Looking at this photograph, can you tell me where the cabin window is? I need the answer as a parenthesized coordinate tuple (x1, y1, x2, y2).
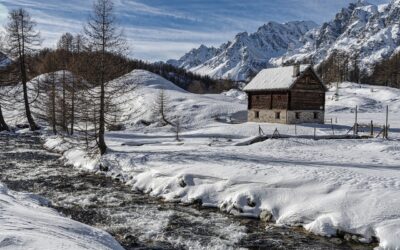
(255, 111, 259, 119)
(275, 112, 281, 119)
(313, 112, 319, 119)
(295, 112, 301, 119)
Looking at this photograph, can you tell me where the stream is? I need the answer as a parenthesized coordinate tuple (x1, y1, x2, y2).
(0, 133, 375, 249)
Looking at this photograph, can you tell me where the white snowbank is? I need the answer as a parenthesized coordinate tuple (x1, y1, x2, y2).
(0, 183, 123, 250)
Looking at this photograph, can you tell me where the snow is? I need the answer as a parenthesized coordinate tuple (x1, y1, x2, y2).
(0, 182, 123, 250)
(221, 89, 247, 101)
(5, 69, 400, 248)
(243, 65, 310, 91)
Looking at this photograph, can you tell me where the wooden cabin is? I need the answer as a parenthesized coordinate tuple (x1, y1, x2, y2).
(243, 65, 327, 124)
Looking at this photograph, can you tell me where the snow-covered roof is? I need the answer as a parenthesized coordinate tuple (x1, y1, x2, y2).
(244, 65, 310, 91)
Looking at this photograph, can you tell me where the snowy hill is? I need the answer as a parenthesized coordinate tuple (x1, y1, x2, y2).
(275, 0, 400, 73)
(116, 70, 246, 128)
(326, 82, 400, 114)
(167, 21, 317, 81)
(0, 70, 80, 127)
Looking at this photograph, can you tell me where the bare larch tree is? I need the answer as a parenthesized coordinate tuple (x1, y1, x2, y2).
(5, 9, 41, 131)
(153, 88, 173, 126)
(84, 0, 127, 155)
(0, 36, 10, 131)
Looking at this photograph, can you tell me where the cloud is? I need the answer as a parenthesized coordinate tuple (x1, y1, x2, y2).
(0, 0, 391, 61)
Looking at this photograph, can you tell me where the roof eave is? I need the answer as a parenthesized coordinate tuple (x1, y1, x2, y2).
(244, 88, 290, 92)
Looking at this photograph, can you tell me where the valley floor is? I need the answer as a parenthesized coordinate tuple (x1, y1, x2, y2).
(50, 113, 400, 249)
(4, 70, 400, 249)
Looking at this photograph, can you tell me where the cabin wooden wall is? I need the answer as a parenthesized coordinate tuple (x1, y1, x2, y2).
(290, 69, 325, 111)
(249, 92, 289, 110)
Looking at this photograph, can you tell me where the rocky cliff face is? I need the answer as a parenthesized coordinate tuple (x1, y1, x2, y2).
(277, 0, 400, 74)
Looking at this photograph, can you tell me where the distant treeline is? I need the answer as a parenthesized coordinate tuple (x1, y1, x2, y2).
(313, 50, 400, 89)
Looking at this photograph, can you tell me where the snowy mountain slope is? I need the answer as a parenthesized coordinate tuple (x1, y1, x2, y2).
(115, 70, 246, 128)
(0, 70, 80, 127)
(1, 69, 245, 129)
(167, 21, 317, 81)
(326, 82, 400, 114)
(0, 182, 123, 250)
(275, 0, 400, 73)
(167, 45, 221, 70)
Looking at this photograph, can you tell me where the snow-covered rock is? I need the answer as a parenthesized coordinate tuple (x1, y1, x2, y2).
(0, 182, 123, 250)
(221, 89, 247, 101)
(168, 21, 317, 81)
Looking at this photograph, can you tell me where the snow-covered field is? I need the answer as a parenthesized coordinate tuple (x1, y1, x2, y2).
(0, 182, 123, 250)
(5, 70, 400, 249)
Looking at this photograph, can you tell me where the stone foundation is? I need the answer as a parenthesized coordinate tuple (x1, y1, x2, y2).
(248, 109, 324, 124)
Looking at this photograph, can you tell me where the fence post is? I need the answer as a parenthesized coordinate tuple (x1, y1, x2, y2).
(354, 106, 358, 136)
(370, 120, 374, 137)
(295, 124, 297, 136)
(385, 106, 389, 139)
(259, 125, 264, 136)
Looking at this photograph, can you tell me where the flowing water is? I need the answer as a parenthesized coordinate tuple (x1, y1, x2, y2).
(0, 133, 375, 250)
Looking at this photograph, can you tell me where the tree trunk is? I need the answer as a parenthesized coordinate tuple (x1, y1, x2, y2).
(62, 70, 69, 134)
(18, 12, 38, 132)
(70, 79, 75, 135)
(0, 104, 9, 131)
(22, 80, 38, 131)
(98, 78, 107, 155)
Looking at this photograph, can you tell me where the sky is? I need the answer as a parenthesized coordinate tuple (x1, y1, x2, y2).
(0, 0, 389, 62)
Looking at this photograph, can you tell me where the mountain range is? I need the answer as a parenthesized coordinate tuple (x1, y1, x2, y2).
(168, 0, 400, 82)
(168, 21, 317, 81)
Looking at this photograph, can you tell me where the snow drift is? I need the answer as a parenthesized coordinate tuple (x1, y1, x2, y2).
(0, 182, 123, 250)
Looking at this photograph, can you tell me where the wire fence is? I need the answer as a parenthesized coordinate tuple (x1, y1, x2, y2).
(255, 106, 392, 140)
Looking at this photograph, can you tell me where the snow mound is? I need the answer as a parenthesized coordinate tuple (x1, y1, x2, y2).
(222, 89, 247, 101)
(0, 182, 123, 250)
